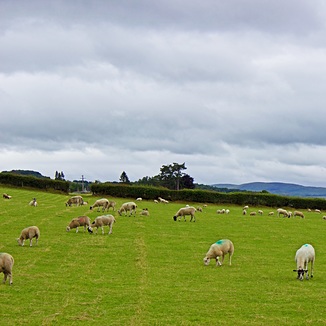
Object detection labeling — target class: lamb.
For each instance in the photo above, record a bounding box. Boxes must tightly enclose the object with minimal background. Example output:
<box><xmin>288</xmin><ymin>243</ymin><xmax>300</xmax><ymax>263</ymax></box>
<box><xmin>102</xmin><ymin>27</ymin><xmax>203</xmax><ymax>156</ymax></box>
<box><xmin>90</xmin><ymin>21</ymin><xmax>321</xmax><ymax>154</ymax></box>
<box><xmin>203</xmin><ymin>239</ymin><xmax>234</xmax><ymax>267</ymax></box>
<box><xmin>277</xmin><ymin>208</ymin><xmax>289</xmax><ymax>218</ymax></box>
<box><xmin>66</xmin><ymin>216</ymin><xmax>92</xmax><ymax>233</ymax></box>
<box><xmin>140</xmin><ymin>208</ymin><xmax>150</xmax><ymax>216</ymax></box>
<box><xmin>293</xmin><ymin>244</ymin><xmax>315</xmax><ymax>280</ymax></box>
<box><xmin>17</xmin><ymin>226</ymin><xmax>40</xmax><ymax>246</ymax></box>
<box><xmin>3</xmin><ymin>193</ymin><xmax>12</xmax><ymax>199</ymax></box>
<box><xmin>118</xmin><ymin>202</ymin><xmax>137</xmax><ymax>216</ymax></box>
<box><xmin>293</xmin><ymin>210</ymin><xmax>305</xmax><ymax>218</ymax></box>
<box><xmin>90</xmin><ymin>198</ymin><xmax>109</xmax><ymax>212</ymax></box>
<box><xmin>0</xmin><ymin>253</ymin><xmax>14</xmax><ymax>285</ymax></box>
<box><xmin>89</xmin><ymin>215</ymin><xmax>116</xmax><ymax>235</ymax></box>
<box><xmin>65</xmin><ymin>195</ymin><xmax>84</xmax><ymax>207</ymax></box>
<box><xmin>29</xmin><ymin>198</ymin><xmax>37</xmax><ymax>207</ymax></box>
<box><xmin>173</xmin><ymin>206</ymin><xmax>197</xmax><ymax>222</ymax></box>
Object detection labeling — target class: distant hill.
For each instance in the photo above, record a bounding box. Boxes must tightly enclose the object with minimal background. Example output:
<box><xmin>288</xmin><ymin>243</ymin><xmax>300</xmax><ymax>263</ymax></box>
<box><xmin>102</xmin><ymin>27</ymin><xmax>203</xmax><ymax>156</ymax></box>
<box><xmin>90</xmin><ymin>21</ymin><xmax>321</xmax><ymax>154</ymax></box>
<box><xmin>1</xmin><ymin>170</ymin><xmax>50</xmax><ymax>179</ymax></box>
<box><xmin>212</xmin><ymin>182</ymin><xmax>326</xmax><ymax>198</ymax></box>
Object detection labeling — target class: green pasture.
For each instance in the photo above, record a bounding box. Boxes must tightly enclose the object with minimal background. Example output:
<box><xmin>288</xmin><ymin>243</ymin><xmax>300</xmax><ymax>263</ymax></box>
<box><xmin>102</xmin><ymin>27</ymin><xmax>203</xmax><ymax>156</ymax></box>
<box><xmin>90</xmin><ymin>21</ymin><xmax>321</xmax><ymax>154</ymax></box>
<box><xmin>0</xmin><ymin>186</ymin><xmax>325</xmax><ymax>325</ymax></box>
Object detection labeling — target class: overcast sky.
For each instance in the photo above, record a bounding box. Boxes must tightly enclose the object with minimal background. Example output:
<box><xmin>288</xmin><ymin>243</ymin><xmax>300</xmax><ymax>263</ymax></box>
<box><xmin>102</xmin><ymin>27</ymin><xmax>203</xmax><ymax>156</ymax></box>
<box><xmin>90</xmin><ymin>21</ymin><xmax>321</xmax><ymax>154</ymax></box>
<box><xmin>1</xmin><ymin>0</ymin><xmax>326</xmax><ymax>186</ymax></box>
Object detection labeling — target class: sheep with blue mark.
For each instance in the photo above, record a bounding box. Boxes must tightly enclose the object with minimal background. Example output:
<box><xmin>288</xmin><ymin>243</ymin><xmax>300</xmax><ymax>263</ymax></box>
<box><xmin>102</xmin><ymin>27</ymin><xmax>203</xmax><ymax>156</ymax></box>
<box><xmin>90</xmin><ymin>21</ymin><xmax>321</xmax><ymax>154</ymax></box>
<box><xmin>293</xmin><ymin>244</ymin><xmax>315</xmax><ymax>280</ymax></box>
<box><xmin>203</xmin><ymin>239</ymin><xmax>234</xmax><ymax>267</ymax></box>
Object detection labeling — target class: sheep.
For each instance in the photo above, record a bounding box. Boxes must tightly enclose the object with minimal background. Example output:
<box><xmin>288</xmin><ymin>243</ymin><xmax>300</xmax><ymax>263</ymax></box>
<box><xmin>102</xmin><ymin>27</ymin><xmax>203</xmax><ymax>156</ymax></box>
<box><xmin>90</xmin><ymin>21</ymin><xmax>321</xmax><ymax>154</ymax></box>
<box><xmin>17</xmin><ymin>226</ymin><xmax>40</xmax><ymax>246</ymax></box>
<box><xmin>197</xmin><ymin>206</ymin><xmax>203</xmax><ymax>212</ymax></box>
<box><xmin>88</xmin><ymin>215</ymin><xmax>116</xmax><ymax>235</ymax></box>
<box><xmin>287</xmin><ymin>211</ymin><xmax>293</xmax><ymax>218</ymax></box>
<box><xmin>3</xmin><ymin>193</ymin><xmax>11</xmax><ymax>199</ymax></box>
<box><xmin>258</xmin><ymin>210</ymin><xmax>263</xmax><ymax>215</ymax></box>
<box><xmin>140</xmin><ymin>208</ymin><xmax>150</xmax><ymax>216</ymax></box>
<box><xmin>243</xmin><ymin>205</ymin><xmax>249</xmax><ymax>210</ymax></box>
<box><xmin>293</xmin><ymin>244</ymin><xmax>315</xmax><ymax>280</ymax></box>
<box><xmin>250</xmin><ymin>212</ymin><xmax>257</xmax><ymax>216</ymax></box>
<box><xmin>203</xmin><ymin>204</ymin><xmax>207</xmax><ymax>208</ymax></box>
<box><xmin>158</xmin><ymin>197</ymin><xmax>169</xmax><ymax>204</ymax></box>
<box><xmin>315</xmin><ymin>209</ymin><xmax>321</xmax><ymax>214</ymax></box>
<box><xmin>29</xmin><ymin>198</ymin><xmax>37</xmax><ymax>207</ymax></box>
<box><xmin>66</xmin><ymin>216</ymin><xmax>92</xmax><ymax>233</ymax></box>
<box><xmin>323</xmin><ymin>216</ymin><xmax>326</xmax><ymax>220</ymax></box>
<box><xmin>0</xmin><ymin>253</ymin><xmax>14</xmax><ymax>285</ymax></box>
<box><xmin>277</xmin><ymin>208</ymin><xmax>289</xmax><ymax>218</ymax></box>
<box><xmin>225</xmin><ymin>209</ymin><xmax>230</xmax><ymax>214</ymax></box>
<box><xmin>136</xmin><ymin>197</ymin><xmax>142</xmax><ymax>201</ymax></box>
<box><xmin>203</xmin><ymin>239</ymin><xmax>234</xmax><ymax>267</ymax></box>
<box><xmin>293</xmin><ymin>210</ymin><xmax>305</xmax><ymax>218</ymax></box>
<box><xmin>173</xmin><ymin>207</ymin><xmax>197</xmax><ymax>222</ymax></box>
<box><xmin>242</xmin><ymin>209</ymin><xmax>247</xmax><ymax>215</ymax></box>
<box><xmin>154</xmin><ymin>200</ymin><xmax>159</xmax><ymax>204</ymax></box>
<box><xmin>268</xmin><ymin>212</ymin><xmax>274</xmax><ymax>216</ymax></box>
<box><xmin>90</xmin><ymin>198</ymin><xmax>109</xmax><ymax>212</ymax></box>
<box><xmin>107</xmin><ymin>201</ymin><xmax>116</xmax><ymax>211</ymax></box>
<box><xmin>118</xmin><ymin>202</ymin><xmax>137</xmax><ymax>216</ymax></box>
<box><xmin>65</xmin><ymin>195</ymin><xmax>84</xmax><ymax>207</ymax></box>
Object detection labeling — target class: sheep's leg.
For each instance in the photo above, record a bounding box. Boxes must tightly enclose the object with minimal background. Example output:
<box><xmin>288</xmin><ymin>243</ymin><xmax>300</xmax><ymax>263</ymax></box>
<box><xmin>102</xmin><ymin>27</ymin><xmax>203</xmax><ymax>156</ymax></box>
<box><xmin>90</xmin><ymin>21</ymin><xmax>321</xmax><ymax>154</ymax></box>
<box><xmin>108</xmin><ymin>224</ymin><xmax>113</xmax><ymax>235</ymax></box>
<box><xmin>30</xmin><ymin>239</ymin><xmax>33</xmax><ymax>247</ymax></box>
<box><xmin>220</xmin><ymin>254</ymin><xmax>225</xmax><ymax>265</ymax></box>
<box><xmin>310</xmin><ymin>260</ymin><xmax>314</xmax><ymax>278</ymax></box>
<box><xmin>3</xmin><ymin>274</ymin><xmax>7</xmax><ymax>284</ymax></box>
<box><xmin>35</xmin><ymin>237</ymin><xmax>38</xmax><ymax>246</ymax></box>
<box><xmin>215</xmin><ymin>257</ymin><xmax>222</xmax><ymax>266</ymax></box>
<box><xmin>101</xmin><ymin>226</ymin><xmax>104</xmax><ymax>235</ymax></box>
<box><xmin>76</xmin><ymin>227</ymin><xmax>79</xmax><ymax>233</ymax></box>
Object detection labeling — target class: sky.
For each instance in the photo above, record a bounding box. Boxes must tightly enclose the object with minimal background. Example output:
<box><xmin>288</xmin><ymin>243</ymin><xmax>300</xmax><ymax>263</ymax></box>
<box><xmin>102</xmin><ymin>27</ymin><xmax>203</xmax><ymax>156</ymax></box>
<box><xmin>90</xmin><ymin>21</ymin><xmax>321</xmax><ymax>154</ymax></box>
<box><xmin>1</xmin><ymin>0</ymin><xmax>326</xmax><ymax>186</ymax></box>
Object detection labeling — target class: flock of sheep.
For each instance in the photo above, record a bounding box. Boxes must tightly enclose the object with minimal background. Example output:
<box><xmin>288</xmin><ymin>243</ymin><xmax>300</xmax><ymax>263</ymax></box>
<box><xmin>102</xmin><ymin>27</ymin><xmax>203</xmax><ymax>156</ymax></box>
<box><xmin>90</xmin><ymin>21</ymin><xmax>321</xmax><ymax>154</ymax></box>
<box><xmin>0</xmin><ymin>194</ymin><xmax>318</xmax><ymax>285</ymax></box>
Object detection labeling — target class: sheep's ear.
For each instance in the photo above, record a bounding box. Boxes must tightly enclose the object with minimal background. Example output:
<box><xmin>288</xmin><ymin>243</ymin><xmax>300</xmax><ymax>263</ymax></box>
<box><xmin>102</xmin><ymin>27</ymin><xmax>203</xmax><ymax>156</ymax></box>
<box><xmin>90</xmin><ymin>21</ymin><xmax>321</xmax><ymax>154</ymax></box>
<box><xmin>293</xmin><ymin>269</ymin><xmax>298</xmax><ymax>272</ymax></box>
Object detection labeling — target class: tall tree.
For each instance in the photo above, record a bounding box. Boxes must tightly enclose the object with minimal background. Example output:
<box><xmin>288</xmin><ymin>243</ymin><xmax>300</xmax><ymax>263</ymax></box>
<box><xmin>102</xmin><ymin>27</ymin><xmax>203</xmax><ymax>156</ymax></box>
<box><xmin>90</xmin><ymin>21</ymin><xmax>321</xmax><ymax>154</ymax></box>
<box><xmin>159</xmin><ymin>162</ymin><xmax>187</xmax><ymax>190</ymax></box>
<box><xmin>119</xmin><ymin>171</ymin><xmax>130</xmax><ymax>183</ymax></box>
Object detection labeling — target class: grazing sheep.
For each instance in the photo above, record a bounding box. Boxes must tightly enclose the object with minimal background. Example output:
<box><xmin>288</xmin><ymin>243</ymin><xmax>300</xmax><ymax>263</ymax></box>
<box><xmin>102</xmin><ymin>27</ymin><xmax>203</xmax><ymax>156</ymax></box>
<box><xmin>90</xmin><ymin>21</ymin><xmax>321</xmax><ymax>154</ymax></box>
<box><xmin>203</xmin><ymin>239</ymin><xmax>234</xmax><ymax>267</ymax></box>
<box><xmin>136</xmin><ymin>197</ymin><xmax>143</xmax><ymax>201</ymax></box>
<box><xmin>173</xmin><ymin>207</ymin><xmax>197</xmax><ymax>222</ymax></box>
<box><xmin>140</xmin><ymin>208</ymin><xmax>150</xmax><ymax>216</ymax></box>
<box><xmin>65</xmin><ymin>195</ymin><xmax>84</xmax><ymax>207</ymax></box>
<box><xmin>0</xmin><ymin>253</ymin><xmax>14</xmax><ymax>285</ymax></box>
<box><xmin>268</xmin><ymin>212</ymin><xmax>274</xmax><ymax>216</ymax></box>
<box><xmin>243</xmin><ymin>205</ymin><xmax>249</xmax><ymax>210</ymax></box>
<box><xmin>3</xmin><ymin>193</ymin><xmax>11</xmax><ymax>199</ymax></box>
<box><xmin>258</xmin><ymin>210</ymin><xmax>263</xmax><ymax>215</ymax></box>
<box><xmin>29</xmin><ymin>198</ymin><xmax>37</xmax><ymax>207</ymax></box>
<box><xmin>17</xmin><ymin>226</ymin><xmax>40</xmax><ymax>246</ymax></box>
<box><xmin>89</xmin><ymin>215</ymin><xmax>116</xmax><ymax>235</ymax></box>
<box><xmin>293</xmin><ymin>244</ymin><xmax>315</xmax><ymax>280</ymax></box>
<box><xmin>277</xmin><ymin>208</ymin><xmax>289</xmax><ymax>218</ymax></box>
<box><xmin>90</xmin><ymin>198</ymin><xmax>109</xmax><ymax>212</ymax></box>
<box><xmin>322</xmin><ymin>216</ymin><xmax>326</xmax><ymax>220</ymax></box>
<box><xmin>250</xmin><ymin>212</ymin><xmax>257</xmax><ymax>216</ymax></box>
<box><xmin>66</xmin><ymin>216</ymin><xmax>92</xmax><ymax>233</ymax></box>
<box><xmin>315</xmin><ymin>209</ymin><xmax>321</xmax><ymax>213</ymax></box>
<box><xmin>293</xmin><ymin>211</ymin><xmax>305</xmax><ymax>218</ymax></box>
<box><xmin>154</xmin><ymin>200</ymin><xmax>159</xmax><ymax>204</ymax></box>
<box><xmin>197</xmin><ymin>206</ymin><xmax>203</xmax><ymax>212</ymax></box>
<box><xmin>107</xmin><ymin>201</ymin><xmax>116</xmax><ymax>211</ymax></box>
<box><xmin>225</xmin><ymin>209</ymin><xmax>230</xmax><ymax>214</ymax></box>
<box><xmin>158</xmin><ymin>197</ymin><xmax>169</xmax><ymax>204</ymax></box>
<box><xmin>118</xmin><ymin>202</ymin><xmax>137</xmax><ymax>216</ymax></box>
<box><xmin>242</xmin><ymin>209</ymin><xmax>247</xmax><ymax>215</ymax></box>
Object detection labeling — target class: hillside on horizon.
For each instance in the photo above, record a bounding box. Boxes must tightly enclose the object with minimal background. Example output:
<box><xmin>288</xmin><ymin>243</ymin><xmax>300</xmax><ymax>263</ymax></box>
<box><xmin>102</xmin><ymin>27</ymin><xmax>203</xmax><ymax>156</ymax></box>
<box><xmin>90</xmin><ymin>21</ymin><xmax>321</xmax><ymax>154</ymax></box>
<box><xmin>212</xmin><ymin>182</ymin><xmax>326</xmax><ymax>198</ymax></box>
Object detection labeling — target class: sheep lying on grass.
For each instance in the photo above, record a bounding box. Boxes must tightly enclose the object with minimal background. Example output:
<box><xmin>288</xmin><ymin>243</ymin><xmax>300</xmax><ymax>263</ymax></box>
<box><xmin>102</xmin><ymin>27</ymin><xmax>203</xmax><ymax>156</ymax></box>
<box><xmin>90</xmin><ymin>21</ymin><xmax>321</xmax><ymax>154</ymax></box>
<box><xmin>173</xmin><ymin>207</ymin><xmax>196</xmax><ymax>222</ymax></box>
<box><xmin>293</xmin><ymin>244</ymin><xmax>315</xmax><ymax>280</ymax></box>
<box><xmin>17</xmin><ymin>226</ymin><xmax>40</xmax><ymax>246</ymax></box>
<box><xmin>88</xmin><ymin>215</ymin><xmax>115</xmax><ymax>235</ymax></box>
<box><xmin>140</xmin><ymin>208</ymin><xmax>150</xmax><ymax>216</ymax></box>
<box><xmin>0</xmin><ymin>253</ymin><xmax>14</xmax><ymax>285</ymax></box>
<box><xmin>204</xmin><ymin>239</ymin><xmax>234</xmax><ymax>267</ymax></box>
<box><xmin>65</xmin><ymin>195</ymin><xmax>83</xmax><ymax>207</ymax></box>
<box><xmin>66</xmin><ymin>216</ymin><xmax>92</xmax><ymax>233</ymax></box>
<box><xmin>118</xmin><ymin>202</ymin><xmax>137</xmax><ymax>216</ymax></box>
<box><xmin>90</xmin><ymin>199</ymin><xmax>109</xmax><ymax>212</ymax></box>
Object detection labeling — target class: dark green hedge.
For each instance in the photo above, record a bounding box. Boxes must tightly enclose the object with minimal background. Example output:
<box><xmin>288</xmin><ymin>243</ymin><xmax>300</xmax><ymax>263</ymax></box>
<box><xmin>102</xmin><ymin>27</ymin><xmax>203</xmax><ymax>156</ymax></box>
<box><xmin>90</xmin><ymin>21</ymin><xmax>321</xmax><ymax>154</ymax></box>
<box><xmin>91</xmin><ymin>182</ymin><xmax>326</xmax><ymax>209</ymax></box>
<box><xmin>0</xmin><ymin>172</ymin><xmax>70</xmax><ymax>193</ymax></box>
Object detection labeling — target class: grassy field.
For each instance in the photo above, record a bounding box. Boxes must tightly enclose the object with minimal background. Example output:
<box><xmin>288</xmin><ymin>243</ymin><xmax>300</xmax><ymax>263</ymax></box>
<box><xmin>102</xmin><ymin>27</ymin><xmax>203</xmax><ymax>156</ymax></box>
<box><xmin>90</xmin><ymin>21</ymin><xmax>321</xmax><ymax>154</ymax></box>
<box><xmin>0</xmin><ymin>186</ymin><xmax>325</xmax><ymax>325</ymax></box>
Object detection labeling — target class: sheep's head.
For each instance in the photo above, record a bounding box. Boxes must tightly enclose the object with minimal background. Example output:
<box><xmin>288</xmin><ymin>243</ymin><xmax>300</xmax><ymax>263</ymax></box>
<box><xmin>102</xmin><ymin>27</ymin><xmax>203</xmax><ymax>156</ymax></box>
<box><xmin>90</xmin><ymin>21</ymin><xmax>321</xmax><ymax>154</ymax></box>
<box><xmin>173</xmin><ymin>216</ymin><xmax>177</xmax><ymax>221</ymax></box>
<box><xmin>293</xmin><ymin>268</ymin><xmax>308</xmax><ymax>280</ymax></box>
<box><xmin>66</xmin><ymin>226</ymin><xmax>71</xmax><ymax>232</ymax></box>
<box><xmin>87</xmin><ymin>226</ymin><xmax>93</xmax><ymax>234</ymax></box>
<box><xmin>203</xmin><ymin>257</ymin><xmax>210</xmax><ymax>265</ymax></box>
<box><xmin>17</xmin><ymin>238</ymin><xmax>23</xmax><ymax>246</ymax></box>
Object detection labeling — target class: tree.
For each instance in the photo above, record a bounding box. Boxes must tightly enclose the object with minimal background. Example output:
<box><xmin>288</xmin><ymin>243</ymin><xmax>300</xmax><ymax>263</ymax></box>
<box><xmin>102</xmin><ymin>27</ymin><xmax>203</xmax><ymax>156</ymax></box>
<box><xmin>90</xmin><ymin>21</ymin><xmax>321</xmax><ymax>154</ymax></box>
<box><xmin>119</xmin><ymin>171</ymin><xmax>130</xmax><ymax>183</ymax></box>
<box><xmin>159</xmin><ymin>162</ymin><xmax>189</xmax><ymax>190</ymax></box>
<box><xmin>55</xmin><ymin>171</ymin><xmax>65</xmax><ymax>181</ymax></box>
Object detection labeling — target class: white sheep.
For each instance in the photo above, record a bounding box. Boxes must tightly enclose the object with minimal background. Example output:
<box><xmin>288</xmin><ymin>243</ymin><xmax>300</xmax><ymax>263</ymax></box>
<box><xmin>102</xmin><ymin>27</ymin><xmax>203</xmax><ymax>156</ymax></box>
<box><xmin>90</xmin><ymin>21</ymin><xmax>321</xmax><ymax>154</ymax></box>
<box><xmin>225</xmin><ymin>209</ymin><xmax>230</xmax><ymax>214</ymax></box>
<box><xmin>243</xmin><ymin>205</ymin><xmax>249</xmax><ymax>210</ymax></box>
<box><xmin>17</xmin><ymin>226</ymin><xmax>40</xmax><ymax>246</ymax></box>
<box><xmin>66</xmin><ymin>216</ymin><xmax>92</xmax><ymax>233</ymax></box>
<box><xmin>315</xmin><ymin>209</ymin><xmax>321</xmax><ymax>214</ymax></box>
<box><xmin>140</xmin><ymin>208</ymin><xmax>150</xmax><ymax>216</ymax></box>
<box><xmin>277</xmin><ymin>208</ymin><xmax>289</xmax><ymax>218</ymax></box>
<box><xmin>118</xmin><ymin>202</ymin><xmax>137</xmax><ymax>216</ymax></box>
<box><xmin>203</xmin><ymin>239</ymin><xmax>234</xmax><ymax>267</ymax></box>
<box><xmin>293</xmin><ymin>244</ymin><xmax>315</xmax><ymax>280</ymax></box>
<box><xmin>136</xmin><ymin>197</ymin><xmax>143</xmax><ymax>201</ymax></box>
<box><xmin>89</xmin><ymin>215</ymin><xmax>116</xmax><ymax>235</ymax></box>
<box><xmin>0</xmin><ymin>253</ymin><xmax>14</xmax><ymax>285</ymax></box>
<box><xmin>158</xmin><ymin>197</ymin><xmax>169</xmax><ymax>204</ymax></box>
<box><xmin>173</xmin><ymin>207</ymin><xmax>197</xmax><ymax>222</ymax></box>
<box><xmin>29</xmin><ymin>198</ymin><xmax>37</xmax><ymax>207</ymax></box>
<box><xmin>90</xmin><ymin>198</ymin><xmax>109</xmax><ymax>212</ymax></box>
<box><xmin>154</xmin><ymin>200</ymin><xmax>159</xmax><ymax>204</ymax></box>
<box><xmin>268</xmin><ymin>212</ymin><xmax>274</xmax><ymax>216</ymax></box>
<box><xmin>3</xmin><ymin>193</ymin><xmax>12</xmax><ymax>199</ymax></box>
<box><xmin>250</xmin><ymin>212</ymin><xmax>257</xmax><ymax>216</ymax></box>
<box><xmin>107</xmin><ymin>201</ymin><xmax>116</xmax><ymax>211</ymax></box>
<box><xmin>258</xmin><ymin>210</ymin><xmax>263</xmax><ymax>215</ymax></box>
<box><xmin>293</xmin><ymin>211</ymin><xmax>305</xmax><ymax>218</ymax></box>
<box><xmin>322</xmin><ymin>216</ymin><xmax>326</xmax><ymax>220</ymax></box>
<box><xmin>65</xmin><ymin>195</ymin><xmax>84</xmax><ymax>207</ymax></box>
<box><xmin>242</xmin><ymin>209</ymin><xmax>247</xmax><ymax>215</ymax></box>
<box><xmin>197</xmin><ymin>206</ymin><xmax>203</xmax><ymax>212</ymax></box>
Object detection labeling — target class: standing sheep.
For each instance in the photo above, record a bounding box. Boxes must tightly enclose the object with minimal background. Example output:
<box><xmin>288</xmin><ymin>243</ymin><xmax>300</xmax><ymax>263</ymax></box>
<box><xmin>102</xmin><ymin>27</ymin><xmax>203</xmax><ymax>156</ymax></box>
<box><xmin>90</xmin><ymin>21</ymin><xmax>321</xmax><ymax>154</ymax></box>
<box><xmin>90</xmin><ymin>198</ymin><xmax>110</xmax><ymax>212</ymax></box>
<box><xmin>3</xmin><ymin>193</ymin><xmax>12</xmax><ymax>199</ymax></box>
<box><xmin>293</xmin><ymin>244</ymin><xmax>315</xmax><ymax>280</ymax></box>
<box><xmin>293</xmin><ymin>211</ymin><xmax>305</xmax><ymax>218</ymax></box>
<box><xmin>173</xmin><ymin>207</ymin><xmax>197</xmax><ymax>222</ymax></box>
<box><xmin>89</xmin><ymin>215</ymin><xmax>116</xmax><ymax>235</ymax></box>
<box><xmin>0</xmin><ymin>253</ymin><xmax>14</xmax><ymax>285</ymax></box>
<box><xmin>29</xmin><ymin>198</ymin><xmax>37</xmax><ymax>207</ymax></box>
<box><xmin>65</xmin><ymin>195</ymin><xmax>84</xmax><ymax>207</ymax></box>
<box><xmin>17</xmin><ymin>226</ymin><xmax>40</xmax><ymax>246</ymax></box>
<box><xmin>277</xmin><ymin>208</ymin><xmax>289</xmax><ymax>218</ymax></box>
<box><xmin>203</xmin><ymin>239</ymin><xmax>234</xmax><ymax>267</ymax></box>
<box><xmin>118</xmin><ymin>202</ymin><xmax>137</xmax><ymax>216</ymax></box>
<box><xmin>66</xmin><ymin>216</ymin><xmax>92</xmax><ymax>233</ymax></box>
